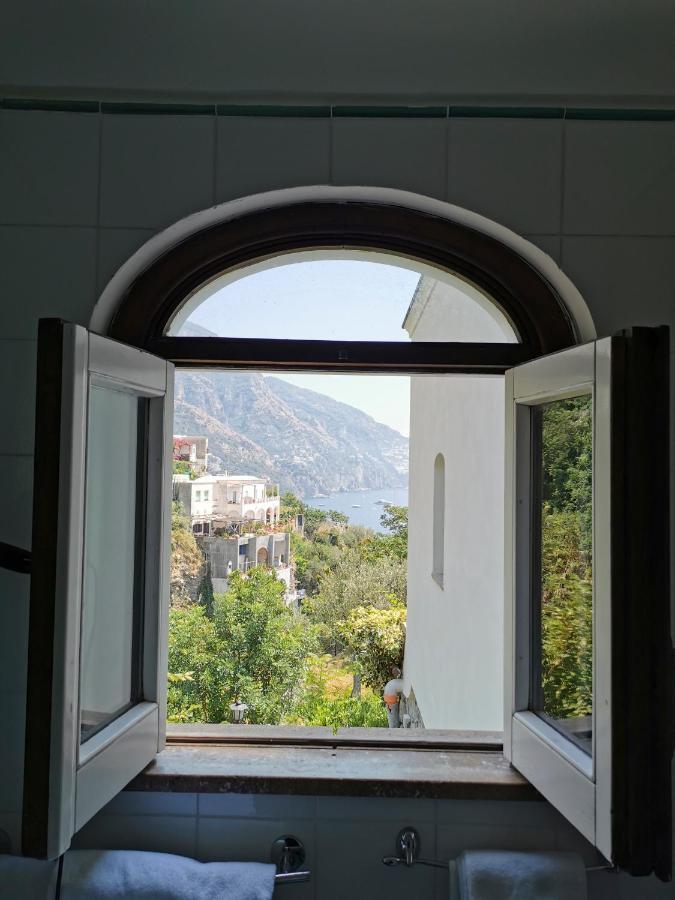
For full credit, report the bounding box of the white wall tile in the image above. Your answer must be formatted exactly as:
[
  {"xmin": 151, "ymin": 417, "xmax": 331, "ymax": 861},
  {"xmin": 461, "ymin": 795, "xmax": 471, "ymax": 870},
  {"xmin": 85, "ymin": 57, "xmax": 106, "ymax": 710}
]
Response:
[
  {"xmin": 316, "ymin": 819, "xmax": 434, "ymax": 900},
  {"xmin": 448, "ymin": 118, "xmax": 563, "ymax": 234},
  {"xmin": 0, "ymin": 226, "xmax": 97, "ymax": 339},
  {"xmin": 560, "ymin": 237, "xmax": 675, "ymax": 336},
  {"xmin": 317, "ymin": 795, "xmax": 434, "ymax": 823},
  {"xmin": 199, "ymin": 793, "xmax": 315, "ymax": 819},
  {"xmin": 0, "ymin": 813, "xmax": 21, "ymax": 855},
  {"xmin": 100, "ymin": 115, "xmax": 215, "ymax": 228},
  {"xmin": 0, "ymin": 570, "xmax": 30, "ymax": 695},
  {"xmin": 332, "ymin": 118, "xmax": 447, "ymax": 199},
  {"xmin": 101, "ymin": 791, "xmax": 197, "ymax": 817},
  {"xmin": 436, "ymin": 799, "xmax": 556, "ymax": 828},
  {"xmin": 0, "ymin": 691, "xmax": 26, "ymax": 811},
  {"xmin": 0, "ymin": 455, "xmax": 33, "ymax": 550},
  {"xmin": 0, "ymin": 854, "xmax": 58, "ymax": 896},
  {"xmin": 0, "ymin": 340, "xmax": 37, "ymax": 454},
  {"xmin": 216, "ymin": 118, "xmax": 330, "ymax": 202},
  {"xmin": 72, "ymin": 813, "xmax": 198, "ymax": 858},
  {"xmin": 563, "ymin": 121, "xmax": 675, "ymax": 236},
  {"xmin": 0, "ymin": 110, "xmax": 100, "ymax": 227},
  {"xmin": 197, "ymin": 815, "xmax": 314, "ymax": 861},
  {"xmin": 436, "ymin": 821, "xmax": 558, "ymax": 858},
  {"xmin": 97, "ymin": 227, "xmax": 156, "ymax": 293},
  {"xmin": 524, "ymin": 234, "xmax": 561, "ymax": 264}
]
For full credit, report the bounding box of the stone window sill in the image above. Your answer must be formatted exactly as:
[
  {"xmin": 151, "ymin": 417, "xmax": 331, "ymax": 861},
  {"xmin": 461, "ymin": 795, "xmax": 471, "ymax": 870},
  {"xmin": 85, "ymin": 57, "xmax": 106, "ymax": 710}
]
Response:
[{"xmin": 126, "ymin": 726, "xmax": 539, "ymax": 802}]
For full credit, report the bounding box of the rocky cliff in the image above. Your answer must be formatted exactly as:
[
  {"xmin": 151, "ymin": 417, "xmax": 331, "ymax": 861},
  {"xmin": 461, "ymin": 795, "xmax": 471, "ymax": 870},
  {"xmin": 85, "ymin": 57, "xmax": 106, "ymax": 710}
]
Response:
[{"xmin": 174, "ymin": 370, "xmax": 408, "ymax": 497}]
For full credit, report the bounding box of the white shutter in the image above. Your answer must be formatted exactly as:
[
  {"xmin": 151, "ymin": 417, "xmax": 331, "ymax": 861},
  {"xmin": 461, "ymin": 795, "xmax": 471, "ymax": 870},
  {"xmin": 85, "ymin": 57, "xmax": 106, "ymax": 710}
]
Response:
[
  {"xmin": 504, "ymin": 327, "xmax": 671, "ymax": 878},
  {"xmin": 22, "ymin": 320, "xmax": 173, "ymax": 859}
]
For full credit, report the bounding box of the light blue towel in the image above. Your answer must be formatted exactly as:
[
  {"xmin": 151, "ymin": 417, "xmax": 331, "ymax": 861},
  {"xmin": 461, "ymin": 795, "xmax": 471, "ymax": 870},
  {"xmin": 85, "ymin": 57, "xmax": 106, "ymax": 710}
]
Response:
[
  {"xmin": 60, "ymin": 850, "xmax": 276, "ymax": 900},
  {"xmin": 449, "ymin": 851, "xmax": 587, "ymax": 900},
  {"xmin": 0, "ymin": 854, "xmax": 59, "ymax": 899}
]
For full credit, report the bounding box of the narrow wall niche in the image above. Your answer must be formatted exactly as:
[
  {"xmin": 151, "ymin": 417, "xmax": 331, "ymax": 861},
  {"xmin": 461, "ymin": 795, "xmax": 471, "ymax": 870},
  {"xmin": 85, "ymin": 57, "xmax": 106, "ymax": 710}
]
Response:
[{"xmin": 432, "ymin": 452, "xmax": 445, "ymax": 588}]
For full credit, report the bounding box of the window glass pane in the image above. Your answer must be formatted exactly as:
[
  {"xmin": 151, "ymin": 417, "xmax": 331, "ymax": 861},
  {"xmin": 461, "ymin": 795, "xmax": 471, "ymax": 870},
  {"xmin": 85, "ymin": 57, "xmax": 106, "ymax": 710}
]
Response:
[
  {"xmin": 80, "ymin": 385, "xmax": 145, "ymax": 742},
  {"xmin": 533, "ymin": 395, "xmax": 593, "ymax": 755},
  {"xmin": 166, "ymin": 251, "xmax": 519, "ymax": 344}
]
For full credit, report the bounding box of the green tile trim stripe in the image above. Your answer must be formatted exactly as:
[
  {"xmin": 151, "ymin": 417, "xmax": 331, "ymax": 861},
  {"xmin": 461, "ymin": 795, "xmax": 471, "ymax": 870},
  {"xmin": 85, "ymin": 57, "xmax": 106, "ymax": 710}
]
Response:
[
  {"xmin": 450, "ymin": 106, "xmax": 564, "ymax": 119},
  {"xmin": 0, "ymin": 98, "xmax": 100, "ymax": 113},
  {"xmin": 100, "ymin": 101, "xmax": 216, "ymax": 115},
  {"xmin": 333, "ymin": 106, "xmax": 447, "ymax": 118},
  {"xmin": 218, "ymin": 105, "xmax": 330, "ymax": 117},
  {"xmin": 2, "ymin": 99, "xmax": 675, "ymax": 121},
  {"xmin": 565, "ymin": 108, "xmax": 675, "ymax": 121}
]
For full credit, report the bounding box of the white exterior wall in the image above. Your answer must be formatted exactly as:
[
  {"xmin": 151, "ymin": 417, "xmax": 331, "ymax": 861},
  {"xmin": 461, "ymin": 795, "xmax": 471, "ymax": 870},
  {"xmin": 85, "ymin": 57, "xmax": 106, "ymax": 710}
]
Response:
[
  {"xmin": 405, "ymin": 374, "xmax": 504, "ymax": 730},
  {"xmin": 403, "ymin": 276, "xmax": 513, "ymax": 730}
]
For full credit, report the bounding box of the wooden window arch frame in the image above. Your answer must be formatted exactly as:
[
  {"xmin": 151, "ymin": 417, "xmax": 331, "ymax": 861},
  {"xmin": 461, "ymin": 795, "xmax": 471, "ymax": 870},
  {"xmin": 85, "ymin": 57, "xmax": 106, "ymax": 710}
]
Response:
[{"xmin": 106, "ymin": 199, "xmax": 578, "ymax": 371}]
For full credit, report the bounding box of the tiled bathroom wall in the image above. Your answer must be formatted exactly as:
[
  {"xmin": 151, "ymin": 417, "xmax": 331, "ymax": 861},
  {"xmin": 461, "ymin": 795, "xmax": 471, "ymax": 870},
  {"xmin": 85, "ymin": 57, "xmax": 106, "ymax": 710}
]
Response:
[
  {"xmin": 1, "ymin": 103, "xmax": 674, "ymax": 899},
  {"xmin": 67, "ymin": 791, "xmax": 671, "ymax": 899}
]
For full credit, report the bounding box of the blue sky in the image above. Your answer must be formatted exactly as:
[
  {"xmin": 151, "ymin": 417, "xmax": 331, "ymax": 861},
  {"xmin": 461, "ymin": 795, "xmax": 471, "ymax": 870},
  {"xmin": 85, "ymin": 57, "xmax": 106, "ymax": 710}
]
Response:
[
  {"xmin": 186, "ymin": 260, "xmax": 418, "ymax": 435},
  {"xmin": 187, "ymin": 259, "xmax": 419, "ymax": 342}
]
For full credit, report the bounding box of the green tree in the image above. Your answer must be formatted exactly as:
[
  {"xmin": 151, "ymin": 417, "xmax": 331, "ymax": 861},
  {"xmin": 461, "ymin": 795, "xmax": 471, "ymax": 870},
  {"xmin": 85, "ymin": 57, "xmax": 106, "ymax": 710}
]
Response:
[
  {"xmin": 291, "ymin": 531, "xmax": 342, "ymax": 595},
  {"xmin": 167, "ymin": 567, "xmax": 318, "ymax": 724},
  {"xmin": 340, "ymin": 600, "xmax": 406, "ymax": 692},
  {"xmin": 538, "ymin": 396, "xmax": 593, "ymax": 720},
  {"xmin": 213, "ymin": 568, "xmax": 317, "ymax": 722},
  {"xmin": 541, "ymin": 397, "xmax": 593, "ymax": 553},
  {"xmin": 362, "ymin": 504, "xmax": 408, "ymax": 561},
  {"xmin": 540, "ymin": 508, "xmax": 593, "ymax": 719},
  {"xmin": 307, "ymin": 551, "xmax": 407, "ymax": 643},
  {"xmin": 196, "ymin": 561, "xmax": 215, "ymax": 617},
  {"xmin": 167, "ymin": 603, "xmax": 226, "ymax": 722}
]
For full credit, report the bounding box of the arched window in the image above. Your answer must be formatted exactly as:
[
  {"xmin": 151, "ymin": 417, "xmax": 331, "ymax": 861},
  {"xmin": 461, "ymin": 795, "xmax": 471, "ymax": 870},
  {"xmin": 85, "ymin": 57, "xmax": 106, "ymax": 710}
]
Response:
[{"xmin": 25, "ymin": 192, "xmax": 670, "ymax": 876}]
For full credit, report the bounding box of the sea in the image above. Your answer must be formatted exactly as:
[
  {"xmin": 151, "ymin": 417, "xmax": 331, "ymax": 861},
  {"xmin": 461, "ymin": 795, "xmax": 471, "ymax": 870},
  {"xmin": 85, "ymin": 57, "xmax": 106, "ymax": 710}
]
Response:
[{"xmin": 302, "ymin": 486, "xmax": 408, "ymax": 532}]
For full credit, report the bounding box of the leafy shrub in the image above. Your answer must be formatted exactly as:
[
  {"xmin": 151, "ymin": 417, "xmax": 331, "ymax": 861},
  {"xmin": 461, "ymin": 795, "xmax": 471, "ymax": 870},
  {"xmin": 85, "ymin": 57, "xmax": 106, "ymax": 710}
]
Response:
[
  {"xmin": 284, "ymin": 655, "xmax": 388, "ymax": 728},
  {"xmin": 339, "ymin": 601, "xmax": 406, "ymax": 691},
  {"xmin": 540, "ymin": 508, "xmax": 593, "ymax": 719}
]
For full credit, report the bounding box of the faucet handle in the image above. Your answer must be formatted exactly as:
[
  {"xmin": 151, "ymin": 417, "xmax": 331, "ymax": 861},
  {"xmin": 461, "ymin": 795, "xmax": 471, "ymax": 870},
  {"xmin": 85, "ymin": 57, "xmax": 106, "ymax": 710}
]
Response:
[{"xmin": 397, "ymin": 827, "xmax": 419, "ymax": 867}]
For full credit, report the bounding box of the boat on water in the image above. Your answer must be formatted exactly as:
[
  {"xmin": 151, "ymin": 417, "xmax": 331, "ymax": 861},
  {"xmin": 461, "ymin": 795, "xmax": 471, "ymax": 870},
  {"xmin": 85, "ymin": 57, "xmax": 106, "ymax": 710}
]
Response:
[{"xmin": 351, "ymin": 504, "xmax": 361, "ymax": 508}]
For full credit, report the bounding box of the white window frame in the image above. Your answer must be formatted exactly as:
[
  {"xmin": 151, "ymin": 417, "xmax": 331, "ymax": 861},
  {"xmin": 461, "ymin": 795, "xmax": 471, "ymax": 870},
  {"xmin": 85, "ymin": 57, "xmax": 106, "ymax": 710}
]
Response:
[
  {"xmin": 22, "ymin": 321, "xmax": 173, "ymax": 859},
  {"xmin": 504, "ymin": 338, "xmax": 613, "ymax": 859}
]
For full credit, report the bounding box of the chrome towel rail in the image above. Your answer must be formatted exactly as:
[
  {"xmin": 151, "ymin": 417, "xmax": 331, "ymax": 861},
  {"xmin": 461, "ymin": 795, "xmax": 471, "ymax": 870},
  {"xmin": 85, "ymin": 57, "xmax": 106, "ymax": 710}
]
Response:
[
  {"xmin": 275, "ymin": 870, "xmax": 311, "ymax": 884},
  {"xmin": 271, "ymin": 835, "xmax": 311, "ymax": 885}
]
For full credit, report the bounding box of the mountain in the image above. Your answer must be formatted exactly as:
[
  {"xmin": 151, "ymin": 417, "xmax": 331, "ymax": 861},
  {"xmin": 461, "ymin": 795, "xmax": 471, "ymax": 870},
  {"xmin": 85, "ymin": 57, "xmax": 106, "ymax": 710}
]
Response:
[{"xmin": 173, "ymin": 370, "xmax": 409, "ymax": 497}]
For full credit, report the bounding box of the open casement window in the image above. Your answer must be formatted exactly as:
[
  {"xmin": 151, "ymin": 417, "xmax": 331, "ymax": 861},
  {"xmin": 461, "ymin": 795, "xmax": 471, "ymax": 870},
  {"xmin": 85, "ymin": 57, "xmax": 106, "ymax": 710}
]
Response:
[
  {"xmin": 504, "ymin": 327, "xmax": 672, "ymax": 879},
  {"xmin": 22, "ymin": 320, "xmax": 174, "ymax": 859}
]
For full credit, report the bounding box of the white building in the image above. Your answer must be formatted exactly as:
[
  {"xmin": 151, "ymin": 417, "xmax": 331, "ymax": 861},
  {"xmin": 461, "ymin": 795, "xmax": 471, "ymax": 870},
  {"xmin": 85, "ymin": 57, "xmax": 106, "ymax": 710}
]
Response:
[
  {"xmin": 173, "ymin": 474, "xmax": 280, "ymax": 533},
  {"xmin": 173, "ymin": 435, "xmax": 208, "ymax": 474},
  {"xmin": 201, "ymin": 532, "xmax": 296, "ymax": 605},
  {"xmin": 402, "ymin": 274, "xmax": 517, "ymax": 731}
]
